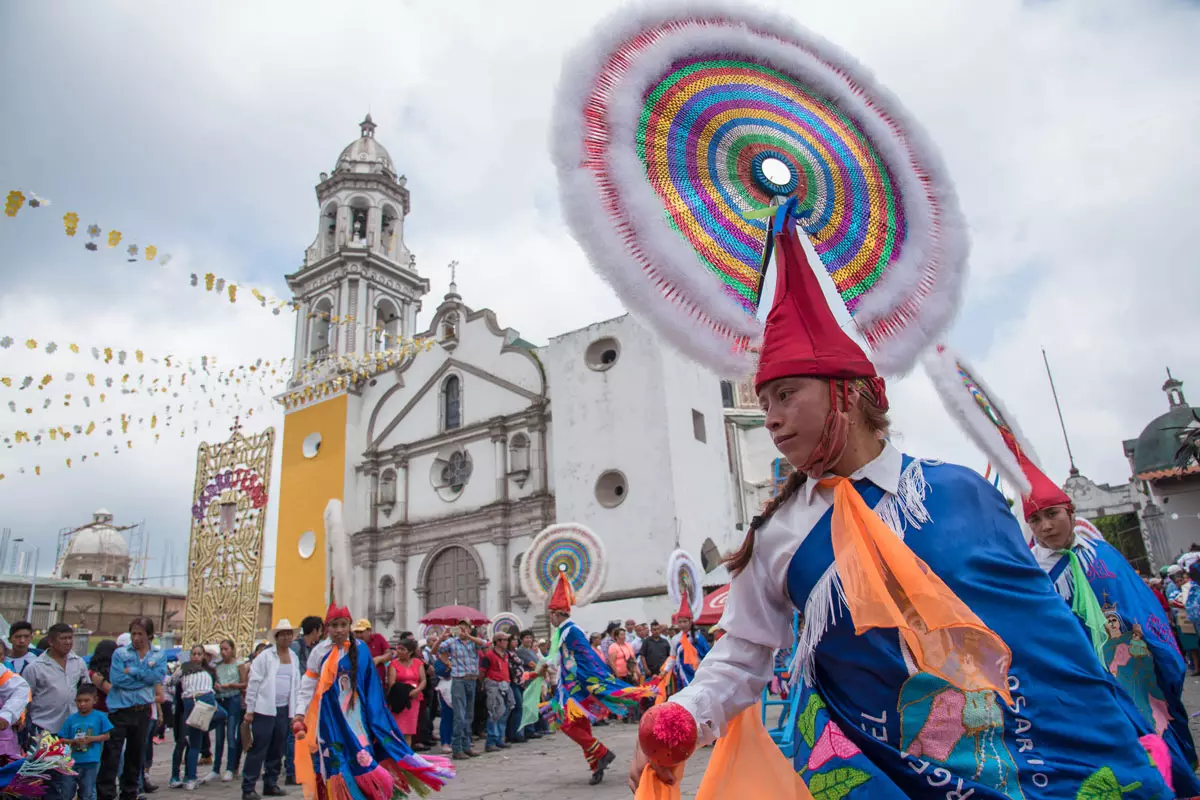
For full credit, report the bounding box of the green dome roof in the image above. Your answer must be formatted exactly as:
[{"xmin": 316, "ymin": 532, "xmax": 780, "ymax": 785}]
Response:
[{"xmin": 1130, "ymin": 371, "xmax": 1197, "ymax": 478}]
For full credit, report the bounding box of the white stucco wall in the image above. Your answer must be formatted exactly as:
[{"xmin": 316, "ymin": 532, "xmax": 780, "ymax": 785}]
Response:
[{"xmin": 543, "ymin": 316, "xmax": 679, "ymax": 595}]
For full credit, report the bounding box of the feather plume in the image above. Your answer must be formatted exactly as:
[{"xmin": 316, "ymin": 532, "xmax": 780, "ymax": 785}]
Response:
[{"xmin": 324, "ymin": 499, "xmax": 353, "ymax": 610}]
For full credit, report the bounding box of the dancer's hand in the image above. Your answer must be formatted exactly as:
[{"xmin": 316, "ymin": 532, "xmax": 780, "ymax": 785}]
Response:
[{"xmin": 627, "ymin": 741, "xmax": 676, "ymax": 793}]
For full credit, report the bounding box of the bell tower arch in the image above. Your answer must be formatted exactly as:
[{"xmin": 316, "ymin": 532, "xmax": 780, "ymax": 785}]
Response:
[{"xmin": 287, "ymin": 115, "xmax": 430, "ymax": 375}]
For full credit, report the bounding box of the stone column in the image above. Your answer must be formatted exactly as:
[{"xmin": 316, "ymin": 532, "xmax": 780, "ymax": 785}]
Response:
[
  {"xmin": 367, "ymin": 469, "xmax": 380, "ymax": 530},
  {"xmin": 492, "ymin": 427, "xmax": 509, "ymax": 503},
  {"xmin": 494, "ymin": 537, "xmax": 510, "ymax": 612},
  {"xmin": 367, "ymin": 206, "xmax": 382, "ymax": 252},
  {"xmin": 396, "ymin": 554, "xmax": 409, "ymax": 631},
  {"xmin": 529, "ymin": 419, "xmax": 547, "ymax": 493},
  {"xmin": 398, "ymin": 458, "xmax": 409, "ymax": 523},
  {"xmin": 292, "ymin": 299, "xmax": 308, "ymax": 372}
]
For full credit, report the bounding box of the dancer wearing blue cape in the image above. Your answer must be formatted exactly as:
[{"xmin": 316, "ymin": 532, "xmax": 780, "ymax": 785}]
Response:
[
  {"xmin": 292, "ymin": 501, "xmax": 454, "ymax": 800},
  {"xmin": 630, "ymin": 214, "xmax": 1175, "ymax": 798},
  {"xmin": 1018, "ymin": 446, "xmax": 1199, "ymax": 796},
  {"xmin": 925, "ymin": 343, "xmax": 1199, "ymax": 797},
  {"xmin": 667, "ymin": 595, "xmax": 710, "ymax": 693}
]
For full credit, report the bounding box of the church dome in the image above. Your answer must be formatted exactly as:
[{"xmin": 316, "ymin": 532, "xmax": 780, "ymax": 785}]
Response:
[
  {"xmin": 334, "ymin": 114, "xmax": 395, "ymax": 176},
  {"xmin": 1130, "ymin": 371, "xmax": 1198, "ymax": 479},
  {"xmin": 67, "ymin": 523, "xmax": 130, "ymax": 558}
]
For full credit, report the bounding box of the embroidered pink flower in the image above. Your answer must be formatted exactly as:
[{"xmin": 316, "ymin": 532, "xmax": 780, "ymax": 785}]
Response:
[
  {"xmin": 356, "ymin": 749, "xmax": 373, "ymax": 767},
  {"xmin": 807, "ymin": 721, "xmax": 861, "ymax": 771}
]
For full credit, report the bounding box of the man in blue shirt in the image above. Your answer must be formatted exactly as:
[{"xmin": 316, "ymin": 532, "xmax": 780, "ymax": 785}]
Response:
[
  {"xmin": 438, "ymin": 620, "xmax": 487, "ymax": 760},
  {"xmin": 97, "ymin": 617, "xmax": 166, "ymax": 800}
]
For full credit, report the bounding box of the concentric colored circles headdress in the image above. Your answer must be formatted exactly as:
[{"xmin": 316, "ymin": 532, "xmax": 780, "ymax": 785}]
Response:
[
  {"xmin": 520, "ymin": 522, "xmax": 608, "ymax": 608},
  {"xmin": 924, "ymin": 344, "xmax": 1071, "ymax": 519},
  {"xmin": 552, "ymin": 2, "xmax": 968, "ymax": 378},
  {"xmin": 666, "ymin": 549, "xmax": 703, "ymax": 620},
  {"xmin": 923, "ymin": 345, "xmax": 1038, "ymax": 495},
  {"xmin": 489, "ymin": 612, "xmax": 522, "ymax": 639},
  {"xmin": 419, "ymin": 623, "xmax": 447, "ymax": 641}
]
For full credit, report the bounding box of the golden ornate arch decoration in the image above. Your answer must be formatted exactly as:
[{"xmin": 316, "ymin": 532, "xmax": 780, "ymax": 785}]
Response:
[{"xmin": 182, "ymin": 418, "xmax": 275, "ymax": 655}]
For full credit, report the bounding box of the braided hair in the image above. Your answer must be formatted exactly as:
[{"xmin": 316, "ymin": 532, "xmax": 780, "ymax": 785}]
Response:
[
  {"xmin": 346, "ymin": 636, "xmax": 360, "ymax": 709},
  {"xmin": 724, "ymin": 471, "xmax": 808, "ymax": 575}
]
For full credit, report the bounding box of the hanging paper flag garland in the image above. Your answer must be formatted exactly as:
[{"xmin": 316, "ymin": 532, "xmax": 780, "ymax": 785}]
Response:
[{"xmin": 4, "ymin": 191, "xmax": 25, "ymax": 217}]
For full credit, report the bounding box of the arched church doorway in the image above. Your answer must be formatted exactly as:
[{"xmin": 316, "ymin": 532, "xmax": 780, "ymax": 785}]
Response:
[{"xmin": 424, "ymin": 545, "xmax": 480, "ymax": 611}]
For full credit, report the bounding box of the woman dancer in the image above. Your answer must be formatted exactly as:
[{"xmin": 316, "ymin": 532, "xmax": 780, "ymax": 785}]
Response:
[{"xmin": 631, "ymin": 212, "xmax": 1175, "ymax": 798}]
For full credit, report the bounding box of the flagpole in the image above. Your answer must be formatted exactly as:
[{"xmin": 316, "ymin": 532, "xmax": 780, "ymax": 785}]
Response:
[{"xmin": 1042, "ymin": 347, "xmax": 1078, "ymax": 475}]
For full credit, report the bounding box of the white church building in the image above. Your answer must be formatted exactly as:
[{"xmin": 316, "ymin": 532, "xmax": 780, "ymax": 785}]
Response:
[{"xmin": 272, "ymin": 117, "xmax": 775, "ymax": 635}]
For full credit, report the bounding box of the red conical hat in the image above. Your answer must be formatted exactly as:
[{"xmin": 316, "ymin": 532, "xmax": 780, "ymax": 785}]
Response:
[
  {"xmin": 671, "ymin": 593, "xmax": 693, "ymax": 623},
  {"xmin": 325, "ymin": 602, "xmax": 352, "ymax": 624},
  {"xmin": 998, "ymin": 428, "xmax": 1073, "ymax": 521},
  {"xmin": 754, "ymin": 223, "xmax": 881, "ymax": 396},
  {"xmin": 548, "ymin": 571, "xmax": 576, "ymax": 613}
]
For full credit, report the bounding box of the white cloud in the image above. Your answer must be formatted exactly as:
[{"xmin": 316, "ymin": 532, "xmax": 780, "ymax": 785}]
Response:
[{"xmin": 1, "ymin": 0, "xmax": 1197, "ymax": 586}]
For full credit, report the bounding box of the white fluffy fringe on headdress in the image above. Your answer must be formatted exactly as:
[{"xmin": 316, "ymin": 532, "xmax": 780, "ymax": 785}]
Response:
[
  {"xmin": 923, "ymin": 344, "xmax": 1038, "ymax": 496},
  {"xmin": 324, "ymin": 499, "xmax": 353, "ymax": 610},
  {"xmin": 666, "ymin": 549, "xmax": 704, "ymax": 618},
  {"xmin": 550, "ymin": 0, "xmax": 968, "ymax": 378},
  {"xmin": 519, "ymin": 522, "xmax": 608, "ymax": 608}
]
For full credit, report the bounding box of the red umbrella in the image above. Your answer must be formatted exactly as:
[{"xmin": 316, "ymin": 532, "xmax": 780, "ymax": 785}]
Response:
[
  {"xmin": 696, "ymin": 584, "xmax": 729, "ymax": 626},
  {"xmin": 419, "ymin": 604, "xmax": 490, "ymax": 626}
]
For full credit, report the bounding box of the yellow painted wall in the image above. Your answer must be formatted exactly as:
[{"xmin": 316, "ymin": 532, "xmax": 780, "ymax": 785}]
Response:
[{"xmin": 274, "ymin": 394, "xmax": 348, "ymax": 625}]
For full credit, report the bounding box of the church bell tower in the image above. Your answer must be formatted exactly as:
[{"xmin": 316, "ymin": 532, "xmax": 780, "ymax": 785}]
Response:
[{"xmin": 273, "ymin": 116, "xmax": 431, "ymax": 624}]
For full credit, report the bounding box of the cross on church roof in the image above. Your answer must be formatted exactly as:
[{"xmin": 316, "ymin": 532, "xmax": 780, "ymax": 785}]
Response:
[{"xmin": 448, "ymin": 260, "xmax": 459, "ymax": 285}]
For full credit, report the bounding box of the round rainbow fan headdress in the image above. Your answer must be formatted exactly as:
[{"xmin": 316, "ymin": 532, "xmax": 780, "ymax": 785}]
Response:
[{"xmin": 552, "ymin": 2, "xmax": 968, "ymax": 377}]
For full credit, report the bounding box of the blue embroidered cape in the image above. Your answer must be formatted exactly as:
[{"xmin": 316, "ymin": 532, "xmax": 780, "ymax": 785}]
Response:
[
  {"xmin": 1047, "ymin": 538, "xmax": 1199, "ymax": 794},
  {"xmin": 311, "ymin": 640, "xmax": 452, "ymax": 796},
  {"xmin": 785, "ymin": 456, "xmax": 1172, "ymax": 799},
  {"xmin": 551, "ymin": 620, "xmax": 642, "ymax": 723},
  {"xmin": 671, "ymin": 629, "xmax": 710, "ymax": 688}
]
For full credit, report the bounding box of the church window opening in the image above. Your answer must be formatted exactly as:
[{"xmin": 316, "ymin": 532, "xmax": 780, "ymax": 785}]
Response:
[
  {"xmin": 378, "ymin": 575, "xmax": 396, "ymax": 621},
  {"xmin": 378, "ymin": 468, "xmax": 398, "ymax": 513},
  {"xmin": 692, "ymin": 409, "xmax": 707, "ymax": 443},
  {"xmin": 351, "ymin": 206, "xmax": 369, "ymax": 244},
  {"xmin": 584, "ymin": 337, "xmax": 620, "ymax": 372},
  {"xmin": 310, "ymin": 297, "xmax": 334, "ymax": 358},
  {"xmin": 321, "ymin": 202, "xmax": 338, "ymax": 255},
  {"xmin": 595, "ymin": 469, "xmax": 628, "ymax": 508},
  {"xmin": 424, "ymin": 545, "xmax": 481, "ymax": 611},
  {"xmin": 381, "ymin": 204, "xmax": 398, "ymax": 258},
  {"xmin": 375, "ymin": 298, "xmax": 401, "ymax": 351},
  {"xmin": 700, "ymin": 538, "xmax": 722, "ymax": 573},
  {"xmin": 442, "ymin": 375, "xmax": 462, "ymax": 431},
  {"xmin": 508, "ymin": 433, "xmax": 530, "ymax": 477},
  {"xmin": 440, "ymin": 451, "xmax": 472, "ymax": 494},
  {"xmin": 720, "ymin": 381, "xmax": 735, "ymax": 409}
]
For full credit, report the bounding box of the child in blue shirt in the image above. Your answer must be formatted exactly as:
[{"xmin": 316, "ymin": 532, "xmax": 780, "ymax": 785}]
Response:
[{"xmin": 58, "ymin": 685, "xmax": 113, "ymax": 800}]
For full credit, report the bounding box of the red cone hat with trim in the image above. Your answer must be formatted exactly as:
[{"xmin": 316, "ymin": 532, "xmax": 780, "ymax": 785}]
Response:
[
  {"xmin": 325, "ymin": 602, "xmax": 352, "ymax": 624},
  {"xmin": 548, "ymin": 571, "xmax": 575, "ymax": 613},
  {"xmin": 671, "ymin": 593, "xmax": 693, "ymax": 623},
  {"xmin": 998, "ymin": 428, "xmax": 1073, "ymax": 520},
  {"xmin": 755, "ymin": 224, "xmax": 880, "ymax": 393}
]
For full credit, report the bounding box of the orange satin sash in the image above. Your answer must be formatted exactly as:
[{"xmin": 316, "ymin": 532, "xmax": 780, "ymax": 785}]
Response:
[
  {"xmin": 819, "ymin": 475, "xmax": 1012, "ymax": 702},
  {"xmin": 296, "ymin": 641, "xmax": 350, "ymax": 800}
]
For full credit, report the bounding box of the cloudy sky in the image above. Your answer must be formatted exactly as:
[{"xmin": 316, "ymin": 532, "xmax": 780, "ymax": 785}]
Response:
[{"xmin": 1, "ymin": 0, "xmax": 1196, "ymax": 590}]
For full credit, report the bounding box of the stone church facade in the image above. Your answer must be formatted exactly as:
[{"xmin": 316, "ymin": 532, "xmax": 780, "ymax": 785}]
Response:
[{"xmin": 273, "ymin": 118, "xmax": 772, "ymax": 635}]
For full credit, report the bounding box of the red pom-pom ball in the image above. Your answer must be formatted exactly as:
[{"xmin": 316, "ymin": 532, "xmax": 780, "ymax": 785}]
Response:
[{"xmin": 638, "ymin": 703, "xmax": 698, "ymax": 768}]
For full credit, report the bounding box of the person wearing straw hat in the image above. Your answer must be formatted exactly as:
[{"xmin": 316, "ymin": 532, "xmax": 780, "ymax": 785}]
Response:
[
  {"xmin": 629, "ymin": 204, "xmax": 1174, "ymax": 798},
  {"xmin": 241, "ymin": 619, "xmax": 299, "ymax": 800}
]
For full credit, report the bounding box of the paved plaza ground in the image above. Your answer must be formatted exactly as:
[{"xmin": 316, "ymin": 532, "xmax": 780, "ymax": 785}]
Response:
[{"xmin": 145, "ymin": 675, "xmax": 1200, "ymax": 799}]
